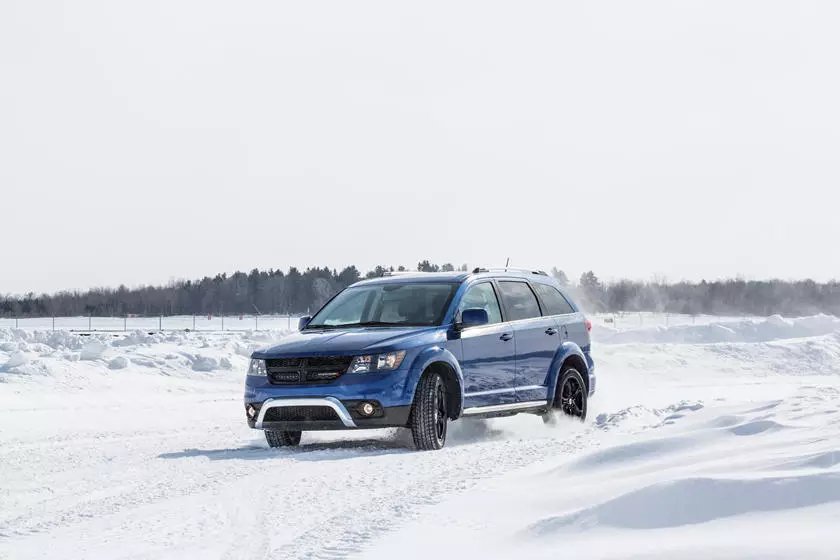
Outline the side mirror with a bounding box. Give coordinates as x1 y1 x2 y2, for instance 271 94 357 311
460 308 489 328
297 316 312 331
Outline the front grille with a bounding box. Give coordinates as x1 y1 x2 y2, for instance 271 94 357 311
265 356 353 385
263 406 340 422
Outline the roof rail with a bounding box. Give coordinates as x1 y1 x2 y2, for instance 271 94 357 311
382 271 424 276
472 267 548 276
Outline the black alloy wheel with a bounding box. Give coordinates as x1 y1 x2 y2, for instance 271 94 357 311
556 367 587 421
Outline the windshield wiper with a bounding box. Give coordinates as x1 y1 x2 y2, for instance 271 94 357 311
307 321 429 329
304 324 338 330
355 321 431 327
305 322 394 329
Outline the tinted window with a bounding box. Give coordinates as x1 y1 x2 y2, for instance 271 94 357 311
458 283 502 324
308 282 458 327
533 284 575 315
498 281 542 321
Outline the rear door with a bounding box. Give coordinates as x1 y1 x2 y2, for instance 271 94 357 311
457 281 517 408
533 283 589 349
496 280 555 404
532 282 576 340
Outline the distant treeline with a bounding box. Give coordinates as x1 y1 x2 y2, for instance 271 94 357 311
569 270 840 317
0 261 462 318
2 263 839 318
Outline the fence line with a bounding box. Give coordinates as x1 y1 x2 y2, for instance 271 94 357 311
0 314 303 332
2 312 765 333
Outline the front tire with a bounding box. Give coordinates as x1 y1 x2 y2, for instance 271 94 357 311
554 367 587 421
410 372 448 450
265 429 302 448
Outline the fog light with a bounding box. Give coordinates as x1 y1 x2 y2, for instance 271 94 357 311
247 405 256 418
361 402 375 416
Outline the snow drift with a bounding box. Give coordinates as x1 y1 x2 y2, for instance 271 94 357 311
593 313 840 344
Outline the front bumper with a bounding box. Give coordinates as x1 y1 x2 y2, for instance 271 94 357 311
246 397 412 431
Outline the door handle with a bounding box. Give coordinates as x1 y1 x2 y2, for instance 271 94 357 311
500 333 513 341
545 327 558 335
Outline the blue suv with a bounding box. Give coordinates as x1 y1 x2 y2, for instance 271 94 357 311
245 268 595 450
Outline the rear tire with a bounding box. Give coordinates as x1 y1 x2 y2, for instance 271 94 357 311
410 371 448 450
265 429 302 448
554 367 587 421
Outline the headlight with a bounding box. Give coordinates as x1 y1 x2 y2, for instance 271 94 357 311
348 355 372 374
377 351 406 370
348 351 406 374
248 358 267 376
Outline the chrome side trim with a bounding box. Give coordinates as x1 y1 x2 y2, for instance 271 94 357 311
513 385 546 393
461 400 548 416
464 387 516 397
255 397 357 429
465 385 546 397
460 322 510 339
502 315 560 328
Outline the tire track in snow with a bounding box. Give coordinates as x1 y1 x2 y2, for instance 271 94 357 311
261 431 593 560
267 402 709 560
3 402 704 559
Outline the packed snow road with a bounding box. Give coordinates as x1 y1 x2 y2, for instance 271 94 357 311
3 314 840 559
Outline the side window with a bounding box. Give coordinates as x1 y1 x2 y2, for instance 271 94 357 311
533 284 575 315
458 283 502 324
498 281 542 321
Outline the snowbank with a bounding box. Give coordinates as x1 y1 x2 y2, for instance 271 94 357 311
108 356 129 370
80 341 108 361
2 351 29 370
0 328 287 381
594 313 840 344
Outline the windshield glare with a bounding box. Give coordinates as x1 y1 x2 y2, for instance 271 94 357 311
307 282 458 328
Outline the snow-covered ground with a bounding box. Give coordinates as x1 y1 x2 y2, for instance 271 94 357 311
2 314 840 559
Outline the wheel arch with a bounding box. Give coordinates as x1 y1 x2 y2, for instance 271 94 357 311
547 342 590 406
405 347 464 419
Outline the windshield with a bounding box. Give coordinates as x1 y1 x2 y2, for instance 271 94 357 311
307 282 459 328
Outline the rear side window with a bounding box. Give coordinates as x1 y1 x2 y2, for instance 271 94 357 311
498 281 542 321
458 282 503 324
533 284 575 315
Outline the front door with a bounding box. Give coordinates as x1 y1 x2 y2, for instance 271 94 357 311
496 280 554 404
457 282 517 408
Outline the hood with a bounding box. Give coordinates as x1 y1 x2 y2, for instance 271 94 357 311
253 326 444 358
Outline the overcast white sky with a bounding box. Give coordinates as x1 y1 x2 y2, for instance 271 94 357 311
2 1 838 295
